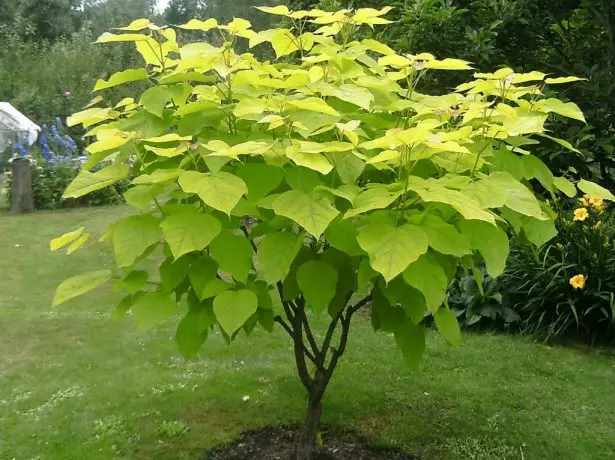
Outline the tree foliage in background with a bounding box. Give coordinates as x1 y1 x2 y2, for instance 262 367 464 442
49 5 609 458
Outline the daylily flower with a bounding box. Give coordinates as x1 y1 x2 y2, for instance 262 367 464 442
569 274 586 290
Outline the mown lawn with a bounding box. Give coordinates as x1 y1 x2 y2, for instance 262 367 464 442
1 205 614 460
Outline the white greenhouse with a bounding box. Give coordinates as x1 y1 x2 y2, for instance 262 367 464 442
0 102 40 153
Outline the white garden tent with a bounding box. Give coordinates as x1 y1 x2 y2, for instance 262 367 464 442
0 102 40 152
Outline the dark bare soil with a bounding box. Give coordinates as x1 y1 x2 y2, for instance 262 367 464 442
203 425 418 460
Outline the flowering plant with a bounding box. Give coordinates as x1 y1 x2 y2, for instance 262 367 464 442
503 194 615 344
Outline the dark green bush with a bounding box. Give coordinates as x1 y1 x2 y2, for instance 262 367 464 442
503 199 615 345
448 267 520 329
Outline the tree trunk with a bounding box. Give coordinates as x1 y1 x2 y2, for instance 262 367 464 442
10 158 33 214
295 395 323 460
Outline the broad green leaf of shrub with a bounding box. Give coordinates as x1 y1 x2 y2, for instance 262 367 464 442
459 220 509 278
124 184 165 210
113 214 161 267
160 206 221 259
273 190 339 239
394 322 425 368
176 300 216 359
63 164 129 199
403 253 449 312
433 307 461 347
417 215 471 257
296 260 338 313
344 188 402 218
488 172 548 220
209 231 253 283
236 163 285 200
324 218 364 256
50 227 85 251
66 233 90 255
578 179 615 201
358 224 428 282
213 289 258 335
120 270 148 294
536 98 586 123
188 255 219 299
257 232 303 285
553 176 577 197
132 292 176 331
179 171 248 215
52 270 112 307
93 68 149 91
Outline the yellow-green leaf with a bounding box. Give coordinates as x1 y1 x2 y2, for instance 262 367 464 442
178 171 247 215
63 163 129 199
394 322 425 368
403 253 448 312
272 190 339 239
93 68 149 91
553 177 576 198
66 233 91 255
52 270 112 307
545 76 585 84
536 98 586 123
287 97 340 116
213 289 258 335
50 227 85 251
286 148 333 174
95 32 148 43
179 18 218 30
255 5 291 15
459 220 509 278
113 18 150 31
578 179 615 201
357 223 429 282
433 307 461 347
160 206 222 259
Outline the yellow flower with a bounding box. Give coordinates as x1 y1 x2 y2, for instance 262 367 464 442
569 274 586 290
573 207 589 221
593 221 602 230
585 196 605 212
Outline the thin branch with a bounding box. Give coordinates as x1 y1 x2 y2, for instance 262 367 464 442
274 315 293 337
297 297 321 358
320 309 343 361
275 315 319 367
348 294 373 316
325 313 352 379
289 309 316 391
240 225 258 253
320 291 354 359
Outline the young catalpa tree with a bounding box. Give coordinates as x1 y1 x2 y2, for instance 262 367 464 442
50 5 614 459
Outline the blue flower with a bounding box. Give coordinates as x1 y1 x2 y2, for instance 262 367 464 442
15 143 29 156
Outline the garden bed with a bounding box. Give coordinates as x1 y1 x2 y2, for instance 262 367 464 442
204 425 417 460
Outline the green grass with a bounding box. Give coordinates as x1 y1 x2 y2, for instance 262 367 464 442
1 206 614 460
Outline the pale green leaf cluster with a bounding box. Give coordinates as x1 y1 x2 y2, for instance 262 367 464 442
52 6 603 365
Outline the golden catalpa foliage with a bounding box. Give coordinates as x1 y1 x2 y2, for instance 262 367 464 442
52 6 613 365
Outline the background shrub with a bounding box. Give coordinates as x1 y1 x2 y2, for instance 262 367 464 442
503 198 615 344
447 267 520 330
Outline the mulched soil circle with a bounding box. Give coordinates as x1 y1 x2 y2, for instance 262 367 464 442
203 425 418 460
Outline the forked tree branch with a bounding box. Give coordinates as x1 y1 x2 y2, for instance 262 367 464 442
296 297 321 358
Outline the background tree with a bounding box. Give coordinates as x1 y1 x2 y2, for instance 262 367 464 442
0 0 82 42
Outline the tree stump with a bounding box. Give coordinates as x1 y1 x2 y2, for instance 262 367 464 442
11 158 34 213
